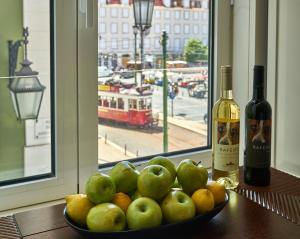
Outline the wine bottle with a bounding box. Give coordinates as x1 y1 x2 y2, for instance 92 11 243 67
244 65 272 186
212 66 240 189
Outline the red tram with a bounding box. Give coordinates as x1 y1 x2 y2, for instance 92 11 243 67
98 83 157 127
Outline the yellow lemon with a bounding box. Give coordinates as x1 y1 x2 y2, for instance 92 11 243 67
206 180 226 205
191 189 214 214
112 192 132 213
65 194 94 226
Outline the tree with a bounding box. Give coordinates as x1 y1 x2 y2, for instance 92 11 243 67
183 39 208 63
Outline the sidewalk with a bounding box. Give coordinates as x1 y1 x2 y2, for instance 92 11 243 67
98 135 135 164
158 113 208 136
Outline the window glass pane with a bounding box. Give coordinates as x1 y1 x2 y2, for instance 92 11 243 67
0 0 53 184
99 23 106 33
98 0 210 163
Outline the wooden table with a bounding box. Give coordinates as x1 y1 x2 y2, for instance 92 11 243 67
1 168 299 239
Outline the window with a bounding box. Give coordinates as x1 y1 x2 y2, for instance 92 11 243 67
193 25 199 34
175 10 180 19
165 10 170 19
184 24 190 34
0 0 79 210
164 24 171 33
155 9 161 19
184 11 189 20
203 12 208 20
111 23 117 33
122 23 129 33
122 39 129 49
111 39 117 49
122 8 129 17
96 0 212 165
111 8 118 17
155 24 161 34
99 38 106 49
193 11 199 20
99 8 105 17
99 22 106 33
174 24 181 34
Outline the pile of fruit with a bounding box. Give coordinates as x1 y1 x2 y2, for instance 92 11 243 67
65 156 226 232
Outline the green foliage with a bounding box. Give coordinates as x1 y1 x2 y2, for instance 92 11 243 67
183 39 208 63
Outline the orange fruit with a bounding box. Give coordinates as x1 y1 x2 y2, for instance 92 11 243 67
191 189 214 214
206 181 226 205
112 192 132 213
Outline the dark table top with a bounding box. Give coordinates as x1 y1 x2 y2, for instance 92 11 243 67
1 168 300 239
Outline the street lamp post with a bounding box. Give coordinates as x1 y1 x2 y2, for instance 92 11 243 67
132 0 154 85
133 26 139 85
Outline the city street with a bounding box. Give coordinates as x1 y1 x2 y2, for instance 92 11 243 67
98 120 207 163
98 80 209 163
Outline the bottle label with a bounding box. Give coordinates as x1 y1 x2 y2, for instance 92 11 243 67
245 119 271 168
214 121 240 171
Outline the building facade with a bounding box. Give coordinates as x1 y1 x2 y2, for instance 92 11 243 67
98 0 209 67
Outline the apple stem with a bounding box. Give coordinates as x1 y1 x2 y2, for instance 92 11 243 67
196 161 202 166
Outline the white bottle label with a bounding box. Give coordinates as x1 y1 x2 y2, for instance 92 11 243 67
214 121 240 171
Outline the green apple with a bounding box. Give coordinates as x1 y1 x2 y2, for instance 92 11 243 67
161 190 195 223
126 197 162 230
137 165 173 200
85 173 116 204
147 156 177 182
109 161 139 195
177 159 208 195
87 203 126 232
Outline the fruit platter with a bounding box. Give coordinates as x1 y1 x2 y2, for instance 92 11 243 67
64 157 229 239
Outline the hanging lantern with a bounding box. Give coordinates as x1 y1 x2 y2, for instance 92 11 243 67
8 27 45 120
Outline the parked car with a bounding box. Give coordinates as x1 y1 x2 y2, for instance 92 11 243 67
188 82 207 98
98 66 113 78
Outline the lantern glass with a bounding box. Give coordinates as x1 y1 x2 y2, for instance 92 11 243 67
133 0 154 27
9 76 45 120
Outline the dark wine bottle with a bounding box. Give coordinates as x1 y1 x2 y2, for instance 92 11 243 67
244 65 272 186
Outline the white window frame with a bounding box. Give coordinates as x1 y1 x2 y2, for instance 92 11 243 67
3 0 254 211
0 0 82 211
99 7 105 17
184 24 190 34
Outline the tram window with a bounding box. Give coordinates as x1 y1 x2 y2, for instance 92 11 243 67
139 100 146 110
111 98 117 108
103 98 109 107
130 99 137 109
117 98 124 110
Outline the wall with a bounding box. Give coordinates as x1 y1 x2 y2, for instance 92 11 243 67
0 0 25 180
273 0 300 176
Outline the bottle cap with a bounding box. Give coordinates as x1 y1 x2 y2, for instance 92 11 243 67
220 65 232 90
254 65 264 87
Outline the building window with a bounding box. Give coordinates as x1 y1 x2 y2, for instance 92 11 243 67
193 11 199 20
174 38 180 50
99 23 106 33
155 38 160 49
99 8 105 17
99 39 106 49
111 39 117 49
155 24 161 34
122 39 129 49
174 24 181 34
193 25 199 34
111 23 118 33
144 38 150 49
184 11 189 20
122 23 129 33
164 10 170 19
175 10 180 19
111 8 118 17
184 24 190 34
203 12 208 20
155 9 161 19
164 24 171 34
122 8 129 17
